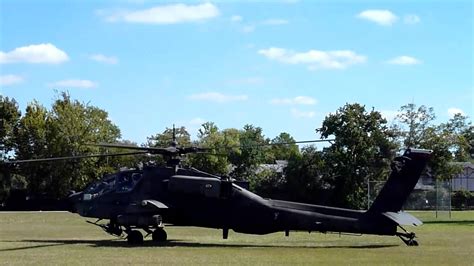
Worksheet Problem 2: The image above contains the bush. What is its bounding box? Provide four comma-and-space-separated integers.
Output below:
451, 190, 474, 210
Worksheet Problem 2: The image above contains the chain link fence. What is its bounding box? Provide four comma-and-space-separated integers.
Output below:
368, 178, 452, 218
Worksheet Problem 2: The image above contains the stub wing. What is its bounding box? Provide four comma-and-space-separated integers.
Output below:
124, 200, 168, 214
382, 211, 423, 226
141, 200, 168, 209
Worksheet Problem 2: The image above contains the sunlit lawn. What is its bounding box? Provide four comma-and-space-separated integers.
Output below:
0, 211, 473, 265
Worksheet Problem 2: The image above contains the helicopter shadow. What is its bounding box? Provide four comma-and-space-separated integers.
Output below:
0, 239, 398, 252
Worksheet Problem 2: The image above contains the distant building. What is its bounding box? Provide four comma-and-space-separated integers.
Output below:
414, 173, 435, 190
451, 162, 474, 191
257, 160, 288, 175
414, 162, 474, 192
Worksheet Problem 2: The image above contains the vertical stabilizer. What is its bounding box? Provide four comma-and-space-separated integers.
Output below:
368, 149, 432, 213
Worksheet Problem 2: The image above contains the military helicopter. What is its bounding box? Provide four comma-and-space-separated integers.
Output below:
4, 129, 431, 246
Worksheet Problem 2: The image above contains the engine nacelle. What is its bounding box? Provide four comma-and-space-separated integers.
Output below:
168, 175, 222, 198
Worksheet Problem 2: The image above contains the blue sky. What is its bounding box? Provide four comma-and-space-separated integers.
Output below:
1, 0, 472, 144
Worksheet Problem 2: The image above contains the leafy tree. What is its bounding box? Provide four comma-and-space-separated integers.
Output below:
0, 96, 21, 200
394, 103, 436, 148
197, 121, 219, 139
48, 93, 121, 194
229, 125, 269, 180
317, 103, 396, 209
188, 122, 232, 175
0, 96, 21, 159
422, 114, 472, 180
464, 127, 474, 160
146, 126, 191, 166
250, 132, 300, 197
221, 128, 241, 153
268, 132, 300, 162
249, 168, 285, 198
14, 101, 51, 196
14, 92, 121, 197
105, 139, 145, 170
283, 145, 328, 204
419, 126, 461, 180
442, 113, 473, 161
394, 104, 471, 180
147, 126, 191, 148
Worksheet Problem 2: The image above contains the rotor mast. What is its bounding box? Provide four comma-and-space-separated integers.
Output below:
167, 124, 181, 172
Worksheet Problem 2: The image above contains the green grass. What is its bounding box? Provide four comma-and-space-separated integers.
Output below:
1, 211, 473, 265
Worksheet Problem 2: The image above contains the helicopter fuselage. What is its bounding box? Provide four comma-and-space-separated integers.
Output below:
71, 168, 394, 238
69, 149, 430, 245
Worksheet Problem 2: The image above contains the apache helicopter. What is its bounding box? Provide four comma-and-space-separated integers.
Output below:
4, 130, 432, 246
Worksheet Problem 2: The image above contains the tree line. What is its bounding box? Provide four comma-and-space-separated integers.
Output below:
1, 93, 472, 209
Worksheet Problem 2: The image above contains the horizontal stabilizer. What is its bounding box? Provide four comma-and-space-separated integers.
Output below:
382, 211, 422, 226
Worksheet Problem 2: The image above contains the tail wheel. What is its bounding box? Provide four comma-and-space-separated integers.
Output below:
152, 228, 167, 242
397, 231, 419, 246
127, 230, 144, 245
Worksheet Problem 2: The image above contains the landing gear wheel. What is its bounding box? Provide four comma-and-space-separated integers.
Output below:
127, 230, 144, 245
397, 226, 419, 247
152, 228, 167, 242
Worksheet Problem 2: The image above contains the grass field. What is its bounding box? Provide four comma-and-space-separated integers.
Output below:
0, 211, 473, 265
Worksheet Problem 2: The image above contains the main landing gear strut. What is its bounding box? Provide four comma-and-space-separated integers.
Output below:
87, 219, 167, 245
397, 226, 418, 246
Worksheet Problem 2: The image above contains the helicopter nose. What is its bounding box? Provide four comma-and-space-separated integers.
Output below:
67, 191, 82, 213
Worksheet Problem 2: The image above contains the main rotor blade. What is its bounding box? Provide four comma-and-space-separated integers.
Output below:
193, 152, 228, 156
87, 139, 334, 157
90, 143, 178, 154
2, 151, 148, 164
91, 143, 158, 151
259, 139, 335, 147
90, 143, 213, 155
217, 139, 335, 150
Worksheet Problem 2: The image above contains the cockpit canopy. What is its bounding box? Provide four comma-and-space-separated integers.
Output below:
84, 170, 143, 198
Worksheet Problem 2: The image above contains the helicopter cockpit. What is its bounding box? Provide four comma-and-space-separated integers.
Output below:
83, 171, 143, 200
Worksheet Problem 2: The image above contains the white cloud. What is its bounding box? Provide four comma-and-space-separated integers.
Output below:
0, 43, 69, 64
189, 92, 248, 103
48, 79, 98, 89
234, 18, 287, 34
387, 56, 421, 65
404, 14, 420, 24
230, 15, 242, 22
271, 96, 317, 105
89, 54, 118, 64
102, 3, 220, 24
0, 75, 24, 86
357, 9, 398, 26
258, 47, 366, 70
447, 108, 465, 117
291, 108, 315, 118
261, 19, 289, 25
